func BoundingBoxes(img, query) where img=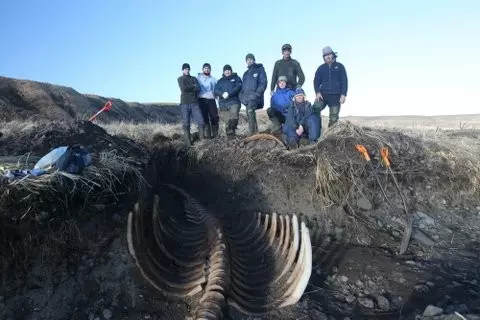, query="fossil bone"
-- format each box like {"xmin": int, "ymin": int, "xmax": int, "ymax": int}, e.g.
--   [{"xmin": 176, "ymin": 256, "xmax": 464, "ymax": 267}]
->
[{"xmin": 127, "ymin": 184, "xmax": 312, "ymax": 318}]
